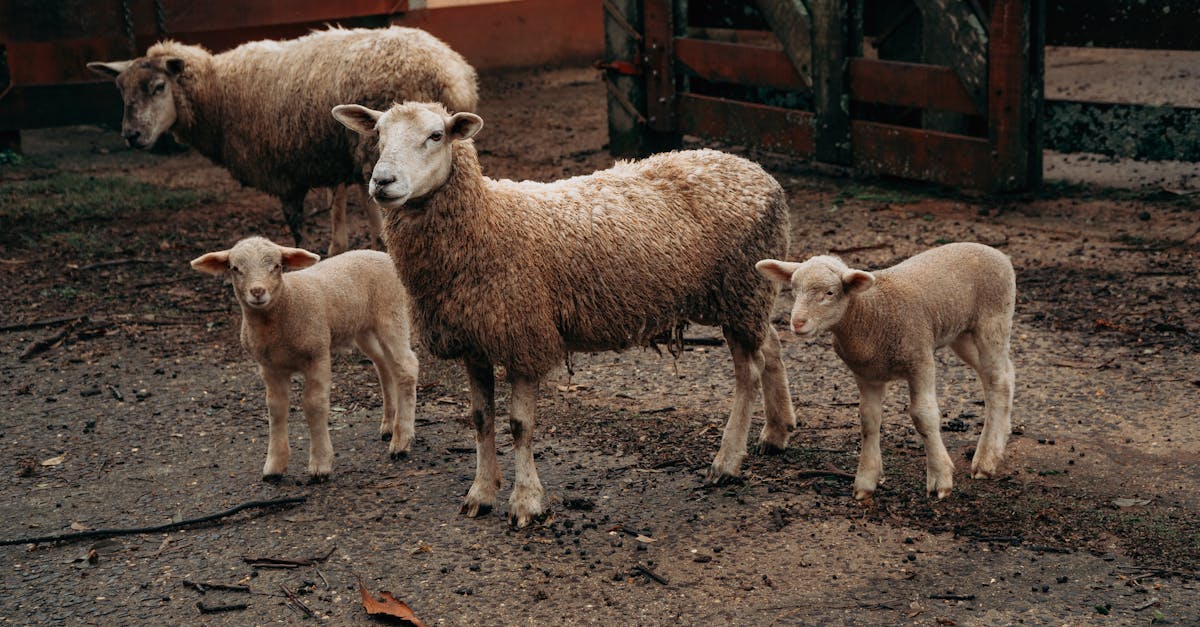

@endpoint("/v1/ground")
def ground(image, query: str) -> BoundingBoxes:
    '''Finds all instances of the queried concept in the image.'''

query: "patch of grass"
[1,171,217,225]
[0,150,23,166]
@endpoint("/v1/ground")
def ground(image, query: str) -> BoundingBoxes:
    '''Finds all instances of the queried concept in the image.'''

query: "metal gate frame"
[602,0,1042,192]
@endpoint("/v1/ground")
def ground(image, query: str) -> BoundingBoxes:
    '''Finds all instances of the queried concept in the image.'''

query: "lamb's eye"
[230,266,241,275]
[429,130,444,142]
[274,263,282,271]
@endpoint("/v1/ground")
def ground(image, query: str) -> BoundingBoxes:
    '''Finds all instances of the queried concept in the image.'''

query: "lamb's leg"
[327,185,349,256]
[461,360,501,518]
[507,374,545,528]
[359,184,385,250]
[965,322,1015,478]
[261,368,292,480]
[355,332,399,444]
[706,336,763,484]
[908,357,955,498]
[853,376,887,500]
[282,192,307,246]
[301,356,334,481]
[384,337,419,460]
[756,325,796,454]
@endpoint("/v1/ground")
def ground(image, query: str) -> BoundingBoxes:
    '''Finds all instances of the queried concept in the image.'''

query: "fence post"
[810,0,851,165]
[988,0,1041,191]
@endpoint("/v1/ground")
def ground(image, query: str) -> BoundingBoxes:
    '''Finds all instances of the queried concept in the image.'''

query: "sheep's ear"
[755,259,799,283]
[331,104,381,135]
[279,247,320,270]
[164,57,185,76]
[842,270,875,294]
[87,60,132,79]
[190,250,231,275]
[447,112,483,141]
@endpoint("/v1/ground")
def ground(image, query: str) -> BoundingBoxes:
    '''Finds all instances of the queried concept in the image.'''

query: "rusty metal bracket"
[594,59,641,75]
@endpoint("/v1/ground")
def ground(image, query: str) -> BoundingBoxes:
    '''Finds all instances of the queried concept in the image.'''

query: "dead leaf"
[70,521,90,531]
[358,578,426,626]
[40,455,65,466]
[1112,498,1151,508]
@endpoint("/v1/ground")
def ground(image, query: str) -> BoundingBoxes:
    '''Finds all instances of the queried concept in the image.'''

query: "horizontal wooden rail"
[848,58,980,116]
[676,93,815,154]
[851,120,994,189]
[674,37,806,92]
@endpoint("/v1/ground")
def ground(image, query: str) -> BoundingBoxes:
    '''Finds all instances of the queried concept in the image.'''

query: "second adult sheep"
[89,26,478,254]
[757,243,1016,500]
[333,101,796,528]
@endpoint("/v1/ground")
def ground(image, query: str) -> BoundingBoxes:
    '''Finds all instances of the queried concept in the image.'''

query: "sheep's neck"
[170,59,223,164]
[829,290,890,371]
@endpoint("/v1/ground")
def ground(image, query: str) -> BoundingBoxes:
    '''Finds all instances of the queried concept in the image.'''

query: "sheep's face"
[756,257,875,336]
[190,237,320,311]
[332,102,483,211]
[87,57,182,149]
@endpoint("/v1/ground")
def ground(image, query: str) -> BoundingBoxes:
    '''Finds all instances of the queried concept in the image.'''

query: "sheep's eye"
[152,82,165,95]
[429,130,444,142]
[825,290,835,297]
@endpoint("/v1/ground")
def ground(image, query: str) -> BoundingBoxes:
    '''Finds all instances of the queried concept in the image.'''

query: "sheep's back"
[210,27,477,196]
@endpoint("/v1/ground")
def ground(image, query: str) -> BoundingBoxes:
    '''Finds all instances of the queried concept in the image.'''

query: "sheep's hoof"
[380,432,393,442]
[306,473,331,485]
[853,487,875,501]
[508,510,548,529]
[703,467,744,487]
[261,473,284,484]
[389,450,409,461]
[460,502,493,518]
[755,441,787,456]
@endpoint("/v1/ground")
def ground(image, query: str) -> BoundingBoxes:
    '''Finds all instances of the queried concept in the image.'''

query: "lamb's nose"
[792,319,806,332]
[122,130,141,146]
[250,287,265,298]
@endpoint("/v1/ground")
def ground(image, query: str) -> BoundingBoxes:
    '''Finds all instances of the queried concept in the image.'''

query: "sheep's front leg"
[706,338,762,484]
[853,376,887,500]
[327,185,350,256]
[508,374,544,528]
[301,357,335,481]
[359,184,385,249]
[461,360,501,518]
[756,325,796,453]
[281,192,307,246]
[261,368,292,480]
[908,359,955,498]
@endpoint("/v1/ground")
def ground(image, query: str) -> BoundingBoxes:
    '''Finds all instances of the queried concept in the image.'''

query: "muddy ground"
[1,66,1198,625]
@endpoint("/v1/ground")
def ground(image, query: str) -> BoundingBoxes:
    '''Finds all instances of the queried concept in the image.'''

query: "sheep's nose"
[250,287,265,298]
[373,174,396,188]
[122,129,141,145]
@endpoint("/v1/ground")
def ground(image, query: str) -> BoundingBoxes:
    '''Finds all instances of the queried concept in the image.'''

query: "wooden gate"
[602,0,1042,192]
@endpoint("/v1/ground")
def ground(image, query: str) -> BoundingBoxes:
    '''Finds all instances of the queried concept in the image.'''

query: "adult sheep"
[88,26,478,254]
[332,101,796,528]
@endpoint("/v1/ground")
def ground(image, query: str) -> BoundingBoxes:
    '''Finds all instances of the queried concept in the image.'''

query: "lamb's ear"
[190,250,231,275]
[447,112,483,141]
[755,259,800,283]
[164,57,185,76]
[87,60,133,79]
[279,247,320,270]
[842,269,875,294]
[332,104,382,135]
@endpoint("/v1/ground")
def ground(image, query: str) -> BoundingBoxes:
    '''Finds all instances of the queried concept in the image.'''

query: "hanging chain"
[121,0,137,54]
[154,0,167,36]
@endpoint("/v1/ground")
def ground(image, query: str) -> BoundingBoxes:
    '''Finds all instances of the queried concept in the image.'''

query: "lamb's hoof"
[389,450,408,461]
[508,509,548,529]
[703,467,744,487]
[926,482,953,499]
[853,487,875,501]
[755,440,787,456]
[306,473,331,485]
[262,473,284,484]
[460,501,493,518]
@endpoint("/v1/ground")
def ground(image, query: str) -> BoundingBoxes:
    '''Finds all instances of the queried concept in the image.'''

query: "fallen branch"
[280,584,314,618]
[929,593,975,601]
[789,468,856,481]
[183,580,251,594]
[196,601,248,614]
[243,545,337,568]
[633,564,669,585]
[19,317,86,360]
[75,258,165,272]
[0,314,87,333]
[829,242,891,255]
[0,495,307,546]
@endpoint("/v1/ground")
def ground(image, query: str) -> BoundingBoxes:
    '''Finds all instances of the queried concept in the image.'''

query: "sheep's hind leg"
[461,360,501,518]
[960,323,1015,479]
[261,369,292,481]
[359,184,385,250]
[507,374,545,528]
[301,356,335,481]
[908,357,955,498]
[706,335,763,484]
[853,376,887,500]
[281,192,307,246]
[356,332,403,450]
[756,325,796,454]
[327,186,350,256]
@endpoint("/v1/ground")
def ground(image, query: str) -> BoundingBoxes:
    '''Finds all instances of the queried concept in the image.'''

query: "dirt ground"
[1,66,1198,625]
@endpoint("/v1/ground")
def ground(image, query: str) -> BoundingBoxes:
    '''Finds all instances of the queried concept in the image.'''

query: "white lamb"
[756,242,1015,500]
[191,237,418,481]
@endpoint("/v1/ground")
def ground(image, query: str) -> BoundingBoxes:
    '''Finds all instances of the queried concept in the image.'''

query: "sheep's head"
[87,55,184,149]
[332,101,483,211]
[756,256,874,336]
[190,237,319,310]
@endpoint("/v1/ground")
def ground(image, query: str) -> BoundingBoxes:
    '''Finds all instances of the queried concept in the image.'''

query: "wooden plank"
[848,58,980,116]
[674,38,806,92]
[809,0,851,164]
[603,0,678,156]
[1045,100,1200,162]
[1047,0,1200,51]
[911,0,988,114]
[161,0,404,35]
[0,81,122,129]
[676,93,815,154]
[987,0,1035,191]
[851,119,994,188]
[752,0,813,87]
[642,0,675,131]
